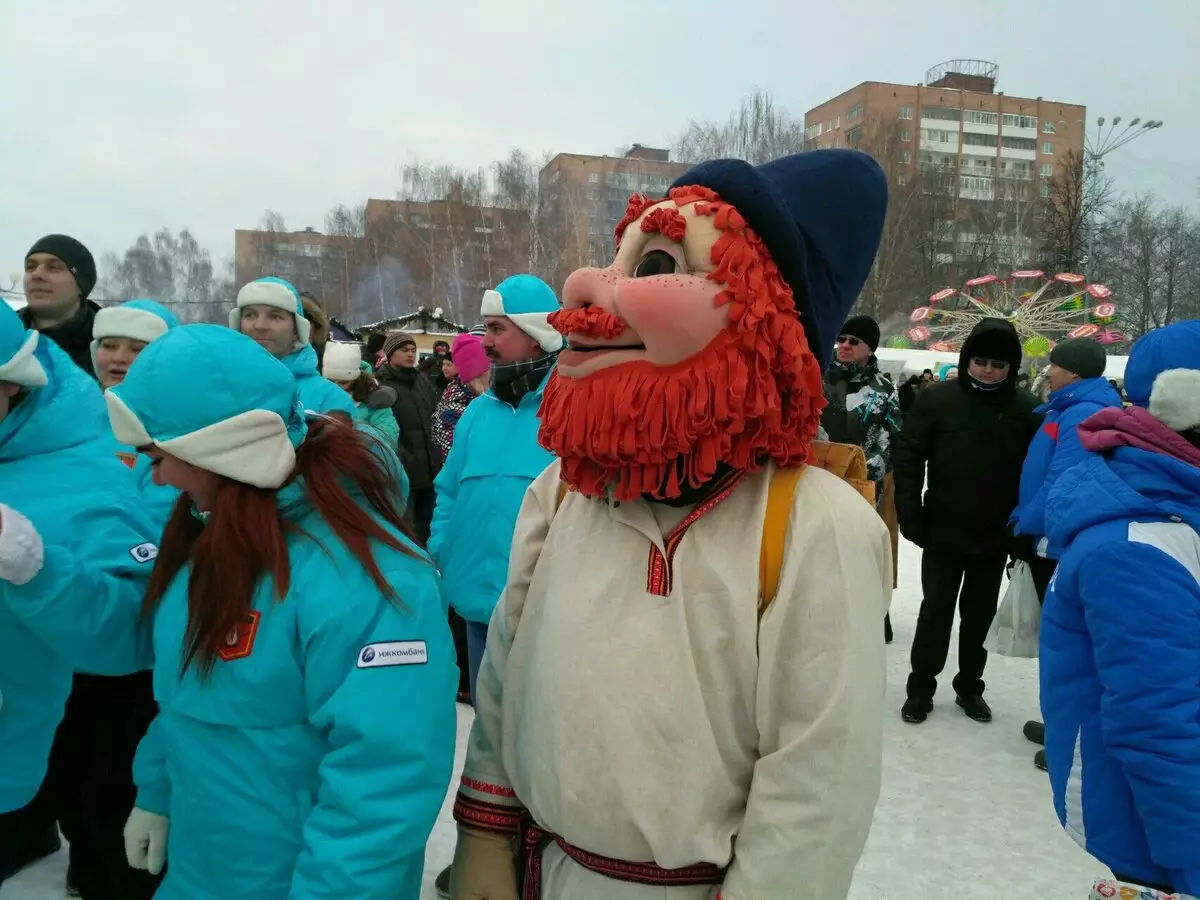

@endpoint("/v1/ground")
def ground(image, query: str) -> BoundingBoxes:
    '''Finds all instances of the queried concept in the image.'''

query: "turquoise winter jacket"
[428,373,556,624]
[0,339,160,813]
[281,344,356,417]
[134,482,457,900]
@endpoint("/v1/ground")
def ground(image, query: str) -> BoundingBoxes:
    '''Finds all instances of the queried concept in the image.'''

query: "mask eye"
[634,250,677,278]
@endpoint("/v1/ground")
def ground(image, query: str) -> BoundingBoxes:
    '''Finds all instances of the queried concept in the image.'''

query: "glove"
[0,503,45,586]
[1005,521,1037,563]
[449,823,519,900]
[898,511,930,548]
[124,807,169,875]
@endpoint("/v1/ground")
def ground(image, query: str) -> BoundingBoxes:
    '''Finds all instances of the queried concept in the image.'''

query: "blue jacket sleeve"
[132,714,170,817]
[1078,541,1200,873]
[0,504,155,676]
[1020,405,1093,539]
[287,558,457,900]
[428,403,475,565]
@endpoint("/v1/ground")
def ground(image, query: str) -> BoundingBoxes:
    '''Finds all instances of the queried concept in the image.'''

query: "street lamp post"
[1082,117,1164,278]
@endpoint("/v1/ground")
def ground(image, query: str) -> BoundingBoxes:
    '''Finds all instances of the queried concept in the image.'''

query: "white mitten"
[0,503,45,585]
[124,807,169,875]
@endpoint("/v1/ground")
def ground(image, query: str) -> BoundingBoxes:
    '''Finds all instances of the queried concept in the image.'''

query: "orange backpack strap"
[758,466,806,618]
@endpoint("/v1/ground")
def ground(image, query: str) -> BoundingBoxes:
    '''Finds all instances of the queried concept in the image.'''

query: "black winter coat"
[376,363,442,490]
[892,319,1041,557]
[21,300,101,379]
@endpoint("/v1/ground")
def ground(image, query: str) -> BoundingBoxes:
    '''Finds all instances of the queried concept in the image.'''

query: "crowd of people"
[0,148,1196,900]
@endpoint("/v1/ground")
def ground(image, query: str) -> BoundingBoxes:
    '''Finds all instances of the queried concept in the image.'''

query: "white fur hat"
[230,277,311,347]
[322,341,364,382]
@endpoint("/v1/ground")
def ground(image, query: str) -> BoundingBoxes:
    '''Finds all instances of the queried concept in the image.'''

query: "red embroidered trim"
[453,792,525,835]
[521,821,725,899]
[460,775,518,799]
[645,470,746,596]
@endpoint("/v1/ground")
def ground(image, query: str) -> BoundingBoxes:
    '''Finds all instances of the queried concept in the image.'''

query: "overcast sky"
[2,0,1195,285]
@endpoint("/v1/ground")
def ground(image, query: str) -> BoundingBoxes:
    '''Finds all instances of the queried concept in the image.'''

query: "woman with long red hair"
[105,324,457,900]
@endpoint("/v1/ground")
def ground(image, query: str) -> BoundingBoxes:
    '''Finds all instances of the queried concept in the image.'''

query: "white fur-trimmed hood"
[1148,368,1200,433]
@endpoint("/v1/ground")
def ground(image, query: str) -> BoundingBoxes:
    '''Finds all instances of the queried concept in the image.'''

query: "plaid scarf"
[491,351,558,407]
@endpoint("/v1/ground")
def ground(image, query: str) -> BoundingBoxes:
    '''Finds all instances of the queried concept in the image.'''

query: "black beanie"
[1050,338,1106,380]
[26,234,97,300]
[839,315,881,352]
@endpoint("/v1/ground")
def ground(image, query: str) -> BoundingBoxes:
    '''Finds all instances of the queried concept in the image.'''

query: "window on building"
[588,172,599,183]
[804,122,822,141]
[1001,136,1037,151]
[846,103,865,121]
[962,132,997,148]
[1039,183,1051,198]
[900,128,912,142]
[963,110,998,126]
[899,149,911,164]
[898,106,914,120]
[898,172,910,186]
[1002,114,1037,129]
[1042,120,1056,134]
[1039,163,1054,177]
[921,107,961,122]
[827,116,840,130]
[922,128,954,143]
[1042,142,1054,155]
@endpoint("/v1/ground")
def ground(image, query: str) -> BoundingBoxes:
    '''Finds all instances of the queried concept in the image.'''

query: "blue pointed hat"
[670,149,888,371]
[106,324,307,488]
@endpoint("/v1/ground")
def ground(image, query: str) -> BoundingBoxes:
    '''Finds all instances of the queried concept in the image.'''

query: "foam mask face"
[554,200,729,380]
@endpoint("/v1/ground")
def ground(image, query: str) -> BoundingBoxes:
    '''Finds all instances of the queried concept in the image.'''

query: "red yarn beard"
[539,185,827,503]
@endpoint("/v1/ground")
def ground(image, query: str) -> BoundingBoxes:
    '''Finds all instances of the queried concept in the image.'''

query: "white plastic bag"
[984,560,1041,658]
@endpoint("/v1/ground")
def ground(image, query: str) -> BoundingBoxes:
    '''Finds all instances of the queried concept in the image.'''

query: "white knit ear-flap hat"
[231,278,312,347]
[105,392,298,489]
[0,331,47,389]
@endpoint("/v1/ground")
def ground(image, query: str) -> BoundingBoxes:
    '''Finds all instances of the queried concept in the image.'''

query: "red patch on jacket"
[1041,421,1059,442]
[116,452,137,469]
[217,611,262,662]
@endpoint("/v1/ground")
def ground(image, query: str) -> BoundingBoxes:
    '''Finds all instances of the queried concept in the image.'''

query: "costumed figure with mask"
[446,151,893,900]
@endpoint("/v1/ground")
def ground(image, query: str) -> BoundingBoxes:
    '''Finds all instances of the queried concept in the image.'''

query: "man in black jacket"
[21,234,101,376]
[893,318,1040,724]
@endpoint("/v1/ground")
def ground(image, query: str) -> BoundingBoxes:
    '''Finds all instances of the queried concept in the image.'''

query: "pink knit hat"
[451,333,490,382]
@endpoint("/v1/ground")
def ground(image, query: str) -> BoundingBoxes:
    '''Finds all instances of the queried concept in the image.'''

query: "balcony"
[999,146,1037,162]
[962,120,999,137]
[961,142,998,157]
[1001,125,1038,141]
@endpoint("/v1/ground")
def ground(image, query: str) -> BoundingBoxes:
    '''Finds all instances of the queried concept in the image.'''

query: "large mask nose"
[561,266,622,313]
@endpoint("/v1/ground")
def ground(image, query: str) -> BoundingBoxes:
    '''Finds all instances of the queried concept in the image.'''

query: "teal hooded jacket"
[0,332,159,814]
[283,344,356,418]
[108,324,455,899]
[428,372,556,624]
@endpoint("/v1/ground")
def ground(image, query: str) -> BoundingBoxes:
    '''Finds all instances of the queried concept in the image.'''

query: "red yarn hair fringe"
[143,418,423,678]
[539,184,826,502]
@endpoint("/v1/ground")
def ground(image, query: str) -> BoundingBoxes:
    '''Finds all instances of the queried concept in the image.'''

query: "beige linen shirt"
[458,459,890,899]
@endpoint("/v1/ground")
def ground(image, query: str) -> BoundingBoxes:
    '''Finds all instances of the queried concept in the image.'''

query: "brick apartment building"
[234,198,530,327]
[538,145,691,287]
[804,60,1085,277]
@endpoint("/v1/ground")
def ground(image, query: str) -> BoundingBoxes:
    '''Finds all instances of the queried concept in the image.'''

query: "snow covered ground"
[3,537,1102,900]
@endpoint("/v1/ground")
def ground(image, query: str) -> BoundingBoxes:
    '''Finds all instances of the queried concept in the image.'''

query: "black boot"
[955,694,992,722]
[884,614,893,644]
[435,865,451,898]
[901,696,933,723]
[1033,749,1047,771]
[5,825,61,877]
[1023,720,1044,745]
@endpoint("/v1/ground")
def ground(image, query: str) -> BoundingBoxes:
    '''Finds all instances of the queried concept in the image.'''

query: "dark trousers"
[0,805,29,888]
[1028,555,1057,606]
[21,672,163,900]
[405,486,437,545]
[449,609,471,697]
[907,550,1006,699]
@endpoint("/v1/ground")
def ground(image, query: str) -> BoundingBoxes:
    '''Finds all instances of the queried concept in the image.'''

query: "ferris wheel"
[903,271,1126,357]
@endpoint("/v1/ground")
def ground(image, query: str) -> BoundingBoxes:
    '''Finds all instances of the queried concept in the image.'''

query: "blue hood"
[1046,445,1200,549]
[281,343,320,379]
[0,338,108,463]
[1037,376,1122,417]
